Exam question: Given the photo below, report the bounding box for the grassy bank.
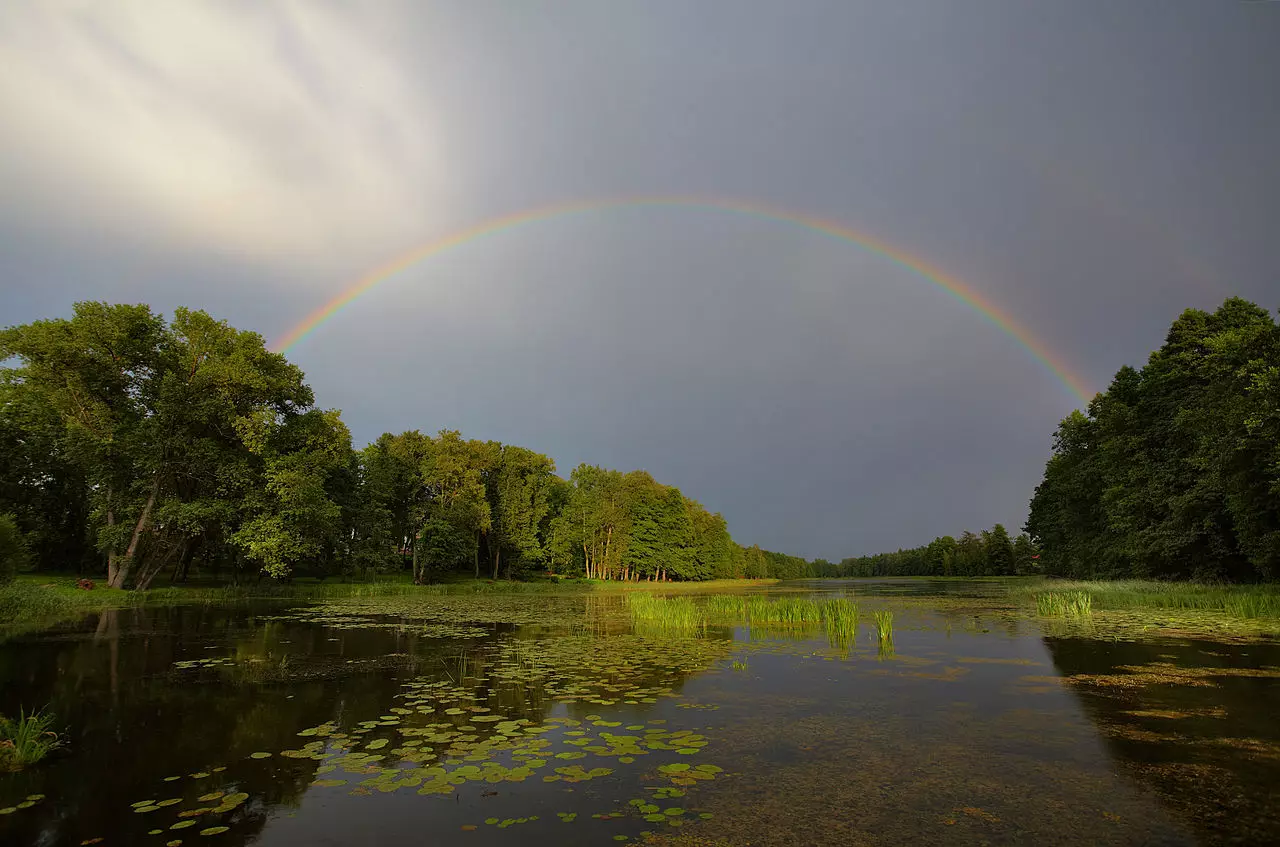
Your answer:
[1016,579,1280,622]
[0,574,779,638]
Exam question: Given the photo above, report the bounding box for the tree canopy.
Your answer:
[1025,298,1280,581]
[0,302,806,586]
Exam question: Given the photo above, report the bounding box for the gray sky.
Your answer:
[2,1,1277,560]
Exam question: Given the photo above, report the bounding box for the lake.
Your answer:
[2,579,1277,846]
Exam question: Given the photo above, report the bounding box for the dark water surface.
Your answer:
[2,580,1278,846]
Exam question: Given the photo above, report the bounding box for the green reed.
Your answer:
[625,594,706,633]
[0,707,63,771]
[1035,590,1094,619]
[871,609,895,645]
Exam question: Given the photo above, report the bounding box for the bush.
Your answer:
[0,513,28,586]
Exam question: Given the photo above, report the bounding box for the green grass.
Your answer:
[625,594,706,635]
[0,707,63,771]
[871,609,894,644]
[1,573,780,639]
[1036,590,1094,619]
[1016,580,1280,621]
[628,594,864,650]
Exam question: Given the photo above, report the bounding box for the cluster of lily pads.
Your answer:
[0,792,43,816]
[256,609,490,639]
[105,616,739,841]
[171,657,234,670]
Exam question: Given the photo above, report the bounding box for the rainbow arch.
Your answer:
[273,196,1091,405]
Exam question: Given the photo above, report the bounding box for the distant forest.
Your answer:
[0,303,807,589]
[812,523,1039,579]
[838,298,1280,584]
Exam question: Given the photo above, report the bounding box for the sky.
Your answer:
[1,1,1277,560]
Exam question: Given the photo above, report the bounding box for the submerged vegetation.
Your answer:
[0,708,62,771]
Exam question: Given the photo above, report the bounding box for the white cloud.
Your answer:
[0,1,456,274]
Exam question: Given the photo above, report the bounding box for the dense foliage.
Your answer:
[0,513,25,585]
[0,303,801,586]
[813,523,1040,578]
[1025,299,1280,582]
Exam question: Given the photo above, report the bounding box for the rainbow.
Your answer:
[273,196,1091,404]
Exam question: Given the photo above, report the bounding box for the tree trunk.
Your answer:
[491,545,501,580]
[412,533,422,585]
[106,495,120,585]
[603,526,612,580]
[109,479,158,589]
[136,539,183,591]
[474,532,481,578]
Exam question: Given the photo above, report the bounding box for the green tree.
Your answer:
[983,524,1014,576]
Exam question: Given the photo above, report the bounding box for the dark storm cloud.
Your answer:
[2,1,1277,559]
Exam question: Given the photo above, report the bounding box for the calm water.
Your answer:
[1,580,1278,846]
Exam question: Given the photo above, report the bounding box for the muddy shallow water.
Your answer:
[1,579,1277,846]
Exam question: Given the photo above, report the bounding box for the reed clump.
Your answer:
[871,609,895,644]
[1035,590,1094,619]
[0,707,63,771]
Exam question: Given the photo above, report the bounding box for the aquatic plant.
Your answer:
[625,594,706,634]
[1035,590,1093,619]
[871,609,894,644]
[1016,580,1280,623]
[0,707,63,771]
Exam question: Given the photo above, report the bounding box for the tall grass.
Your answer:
[871,609,895,644]
[625,594,706,635]
[628,593,864,649]
[0,707,63,771]
[1018,580,1280,621]
[1036,590,1093,619]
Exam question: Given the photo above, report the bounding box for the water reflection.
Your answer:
[0,584,1275,846]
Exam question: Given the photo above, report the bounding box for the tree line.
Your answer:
[810,523,1040,578]
[0,302,802,588]
[1025,298,1280,582]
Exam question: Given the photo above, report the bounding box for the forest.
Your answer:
[812,523,1041,578]
[832,298,1280,584]
[1025,298,1279,582]
[0,302,807,589]
[3,297,1277,591]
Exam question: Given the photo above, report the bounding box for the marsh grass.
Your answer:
[625,594,706,635]
[871,609,895,644]
[1036,590,1094,619]
[1019,580,1279,621]
[628,593,865,651]
[0,707,63,771]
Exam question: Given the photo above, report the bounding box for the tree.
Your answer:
[0,303,320,588]
[1012,533,1039,574]
[983,524,1014,576]
[233,409,352,581]
[486,445,557,578]
[1026,298,1280,581]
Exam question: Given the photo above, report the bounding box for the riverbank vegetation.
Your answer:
[1016,580,1280,621]
[0,303,805,591]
